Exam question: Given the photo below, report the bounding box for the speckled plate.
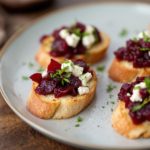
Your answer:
[1,2,150,150]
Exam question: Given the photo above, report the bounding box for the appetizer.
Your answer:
[36,22,110,68]
[112,76,150,139]
[109,31,150,82]
[27,59,97,119]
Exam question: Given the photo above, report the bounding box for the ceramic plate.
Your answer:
[1,2,150,149]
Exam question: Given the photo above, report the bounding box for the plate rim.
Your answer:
[1,2,150,149]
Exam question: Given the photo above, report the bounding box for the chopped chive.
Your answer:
[37,67,44,72]
[96,65,105,72]
[77,116,83,122]
[102,106,105,109]
[111,108,114,112]
[119,28,128,37]
[22,76,29,80]
[28,62,34,67]
[110,101,115,105]
[75,124,80,127]
[106,84,117,93]
[132,98,150,112]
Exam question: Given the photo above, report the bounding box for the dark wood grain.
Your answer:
[0,94,79,150]
[1,0,150,149]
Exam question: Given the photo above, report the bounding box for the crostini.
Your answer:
[109,31,150,83]
[36,22,110,68]
[27,59,97,119]
[112,76,150,139]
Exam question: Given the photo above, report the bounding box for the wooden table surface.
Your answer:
[0,0,150,150]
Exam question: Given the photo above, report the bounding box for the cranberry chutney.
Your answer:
[114,32,150,68]
[30,59,93,98]
[40,22,101,58]
[118,76,150,125]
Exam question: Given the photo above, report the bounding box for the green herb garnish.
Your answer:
[28,62,34,68]
[37,67,44,72]
[96,65,105,72]
[140,47,150,51]
[133,86,141,90]
[106,84,117,93]
[144,77,150,93]
[77,116,83,122]
[111,101,115,105]
[72,28,81,37]
[132,98,150,112]
[119,28,128,37]
[22,76,29,80]
[50,69,71,86]
[82,32,90,37]
[142,32,150,42]
[75,124,80,127]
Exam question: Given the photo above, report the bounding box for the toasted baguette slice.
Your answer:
[108,58,150,83]
[27,72,97,119]
[112,101,150,139]
[35,32,110,68]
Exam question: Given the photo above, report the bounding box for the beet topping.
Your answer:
[46,22,102,58]
[30,59,90,98]
[118,77,150,124]
[114,39,150,68]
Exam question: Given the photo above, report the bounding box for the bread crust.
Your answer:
[35,32,110,68]
[27,71,97,119]
[112,101,150,139]
[108,58,150,83]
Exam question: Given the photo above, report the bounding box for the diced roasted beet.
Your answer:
[30,73,42,84]
[73,59,89,73]
[47,59,61,73]
[35,79,57,95]
[52,26,67,39]
[54,86,73,98]
[115,39,150,68]
[48,22,102,58]
[70,75,82,88]
[118,77,150,125]
[51,38,68,54]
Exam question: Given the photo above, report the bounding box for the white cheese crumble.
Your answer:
[61,60,92,95]
[61,60,74,72]
[148,51,150,57]
[72,65,83,77]
[127,93,131,96]
[79,72,92,86]
[138,30,150,39]
[42,70,47,77]
[130,82,146,102]
[86,25,94,33]
[82,34,95,48]
[78,86,89,95]
[66,34,80,48]
[59,29,69,39]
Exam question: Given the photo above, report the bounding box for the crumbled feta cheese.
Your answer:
[127,93,131,96]
[61,60,74,72]
[66,34,80,48]
[78,86,89,95]
[86,25,94,33]
[42,70,47,77]
[79,72,92,86]
[148,51,150,57]
[82,34,95,48]
[130,82,146,102]
[138,30,150,39]
[59,29,69,39]
[72,65,83,77]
